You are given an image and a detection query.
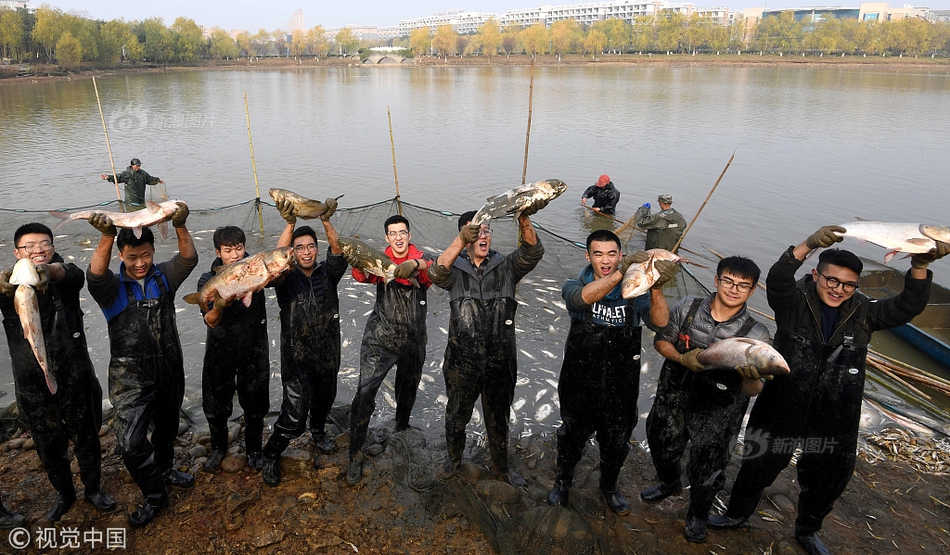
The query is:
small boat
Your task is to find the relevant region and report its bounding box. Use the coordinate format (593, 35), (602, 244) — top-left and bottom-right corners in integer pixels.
(859, 266), (950, 369)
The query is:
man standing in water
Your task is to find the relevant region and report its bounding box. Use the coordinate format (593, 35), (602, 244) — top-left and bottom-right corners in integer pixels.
(580, 174), (620, 215)
(346, 215), (433, 485)
(641, 256), (770, 543)
(0, 223), (116, 522)
(260, 197), (344, 487)
(635, 194), (687, 251)
(100, 158), (164, 210)
(709, 226), (947, 555)
(86, 203), (197, 528)
(547, 230), (673, 514)
(429, 208), (544, 487)
(194, 226), (270, 472)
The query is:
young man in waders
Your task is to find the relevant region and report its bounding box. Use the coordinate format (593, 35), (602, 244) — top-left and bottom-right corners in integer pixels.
(86, 204), (197, 528)
(641, 256), (770, 543)
(346, 215), (433, 485)
(260, 197), (344, 486)
(194, 226), (271, 472)
(709, 226), (948, 555)
(547, 230), (674, 514)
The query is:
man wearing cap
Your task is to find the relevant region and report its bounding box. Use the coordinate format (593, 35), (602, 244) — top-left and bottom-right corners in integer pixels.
(636, 194), (687, 251)
(581, 175), (620, 215)
(100, 158), (164, 210)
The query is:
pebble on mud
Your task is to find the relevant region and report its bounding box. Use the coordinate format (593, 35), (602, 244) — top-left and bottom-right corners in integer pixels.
(221, 454), (246, 473)
(22, 438), (34, 450)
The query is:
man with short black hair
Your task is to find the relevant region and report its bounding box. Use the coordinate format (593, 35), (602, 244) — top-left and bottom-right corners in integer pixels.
(260, 197), (344, 487)
(642, 256), (770, 543)
(1, 223), (116, 522)
(709, 226), (948, 555)
(194, 226), (270, 472)
(636, 194), (687, 251)
(100, 158), (164, 209)
(346, 215), (433, 485)
(580, 174), (620, 215)
(86, 202), (196, 528)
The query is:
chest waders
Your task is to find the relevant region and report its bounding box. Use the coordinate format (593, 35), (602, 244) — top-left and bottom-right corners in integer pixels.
(107, 276), (183, 505)
(554, 298), (642, 494)
(442, 266), (518, 476)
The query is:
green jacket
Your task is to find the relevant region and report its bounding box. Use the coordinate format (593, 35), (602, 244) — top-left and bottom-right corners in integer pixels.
(106, 166), (160, 208)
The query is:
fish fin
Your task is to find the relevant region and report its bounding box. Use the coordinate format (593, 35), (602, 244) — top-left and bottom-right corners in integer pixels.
(133, 226), (143, 239)
(883, 250), (898, 263)
(212, 291), (229, 310)
(146, 200), (162, 213)
(48, 210), (69, 221)
(182, 293), (200, 305)
(241, 293), (253, 308)
(46, 372), (58, 395)
(158, 221), (169, 240)
(907, 238), (933, 247)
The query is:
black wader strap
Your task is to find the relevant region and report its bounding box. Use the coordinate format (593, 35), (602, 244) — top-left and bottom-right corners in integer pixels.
(676, 297), (704, 352)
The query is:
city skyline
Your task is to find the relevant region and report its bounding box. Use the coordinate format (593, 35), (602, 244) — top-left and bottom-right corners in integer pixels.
(23, 1), (950, 31)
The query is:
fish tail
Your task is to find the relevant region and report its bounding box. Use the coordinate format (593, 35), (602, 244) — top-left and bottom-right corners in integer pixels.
(182, 293), (201, 305)
(45, 371), (57, 395)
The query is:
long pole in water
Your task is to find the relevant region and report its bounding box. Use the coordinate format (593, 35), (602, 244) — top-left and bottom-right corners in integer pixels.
(387, 106), (403, 216)
(244, 92), (264, 235)
(92, 77), (124, 211)
(521, 56), (536, 185)
(671, 148), (737, 253)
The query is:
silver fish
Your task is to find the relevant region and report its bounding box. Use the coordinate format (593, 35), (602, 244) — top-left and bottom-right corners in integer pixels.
(338, 237), (395, 282)
(622, 249), (696, 299)
(838, 221), (938, 263)
(182, 247), (295, 310)
(472, 179), (567, 224)
(49, 199), (185, 240)
(9, 259), (56, 394)
(696, 337), (790, 377)
(268, 188), (341, 220)
(919, 224), (950, 245)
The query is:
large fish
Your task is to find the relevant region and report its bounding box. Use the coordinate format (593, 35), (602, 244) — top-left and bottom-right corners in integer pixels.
(621, 249), (702, 299)
(696, 337), (790, 377)
(49, 199), (185, 240)
(9, 259), (56, 394)
(838, 221), (941, 263)
(338, 237), (395, 282)
(268, 189), (342, 220)
(919, 224), (950, 245)
(182, 247), (295, 310)
(471, 179), (567, 224)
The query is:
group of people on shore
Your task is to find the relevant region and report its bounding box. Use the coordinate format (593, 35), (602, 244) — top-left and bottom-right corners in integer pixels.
(1, 178), (946, 555)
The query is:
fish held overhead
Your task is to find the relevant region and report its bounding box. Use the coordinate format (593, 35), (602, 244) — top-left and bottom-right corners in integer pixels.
(49, 199), (186, 240)
(696, 337), (791, 377)
(183, 247), (296, 310)
(268, 188), (342, 220)
(338, 237), (396, 283)
(9, 259), (56, 394)
(837, 221), (947, 263)
(621, 249), (702, 299)
(471, 179), (567, 225)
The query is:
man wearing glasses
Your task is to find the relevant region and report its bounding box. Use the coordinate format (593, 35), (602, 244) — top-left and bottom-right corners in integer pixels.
(346, 215), (433, 485)
(428, 208), (545, 487)
(260, 197), (343, 486)
(0, 224), (117, 524)
(710, 226), (949, 555)
(640, 256), (770, 543)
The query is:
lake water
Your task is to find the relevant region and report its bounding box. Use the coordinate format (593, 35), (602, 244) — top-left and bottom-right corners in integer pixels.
(1, 65), (949, 441)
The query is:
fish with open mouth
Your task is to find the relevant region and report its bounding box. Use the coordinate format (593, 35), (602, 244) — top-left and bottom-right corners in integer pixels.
(472, 179), (567, 224)
(621, 249), (704, 299)
(9, 258), (56, 394)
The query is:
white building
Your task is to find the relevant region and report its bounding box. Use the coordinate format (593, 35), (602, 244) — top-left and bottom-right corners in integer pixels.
(398, 10), (500, 36)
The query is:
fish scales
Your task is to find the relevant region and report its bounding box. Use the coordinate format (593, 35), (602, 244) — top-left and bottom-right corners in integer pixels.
(338, 237), (395, 282)
(696, 337), (791, 376)
(49, 199), (185, 240)
(268, 188), (338, 220)
(471, 179), (567, 224)
(9, 259), (55, 394)
(183, 247), (294, 309)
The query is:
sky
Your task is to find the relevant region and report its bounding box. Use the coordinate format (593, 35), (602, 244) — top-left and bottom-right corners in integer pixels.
(35, 1), (950, 31)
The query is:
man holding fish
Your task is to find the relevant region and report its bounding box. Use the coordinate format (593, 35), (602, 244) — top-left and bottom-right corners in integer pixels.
(0, 223), (117, 522)
(710, 225), (948, 555)
(547, 230), (675, 515)
(641, 256), (772, 543)
(260, 194), (345, 487)
(86, 202), (197, 527)
(345, 215), (434, 485)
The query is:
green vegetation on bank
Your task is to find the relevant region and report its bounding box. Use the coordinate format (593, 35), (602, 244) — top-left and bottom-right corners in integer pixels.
(1, 5), (949, 71)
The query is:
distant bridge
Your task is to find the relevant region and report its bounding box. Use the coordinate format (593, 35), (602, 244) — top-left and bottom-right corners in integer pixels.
(362, 54), (407, 64)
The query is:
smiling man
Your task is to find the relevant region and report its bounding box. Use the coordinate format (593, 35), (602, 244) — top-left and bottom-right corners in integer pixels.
(547, 230), (673, 515)
(709, 226), (949, 555)
(0, 223), (116, 524)
(86, 203), (197, 528)
(641, 256), (770, 543)
(259, 197), (344, 487)
(345, 215), (433, 485)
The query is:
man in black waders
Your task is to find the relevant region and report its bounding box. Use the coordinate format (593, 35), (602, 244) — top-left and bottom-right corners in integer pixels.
(99, 158), (164, 210)
(641, 256), (770, 543)
(547, 230), (674, 514)
(346, 215), (433, 485)
(86, 203), (196, 528)
(0, 223), (117, 523)
(194, 226), (271, 472)
(260, 197), (343, 486)
(429, 208), (545, 487)
(709, 225), (948, 555)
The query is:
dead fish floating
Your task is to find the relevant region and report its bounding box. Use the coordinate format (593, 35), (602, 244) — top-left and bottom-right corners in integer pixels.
(268, 188), (342, 220)
(9, 259), (56, 394)
(696, 337), (791, 377)
(49, 199), (186, 240)
(621, 249), (704, 299)
(183, 247), (295, 310)
(338, 237), (396, 283)
(471, 179), (567, 225)
(838, 221), (950, 263)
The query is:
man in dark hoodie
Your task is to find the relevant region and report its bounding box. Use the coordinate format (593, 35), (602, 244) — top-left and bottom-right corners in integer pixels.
(581, 174), (620, 215)
(100, 158), (164, 209)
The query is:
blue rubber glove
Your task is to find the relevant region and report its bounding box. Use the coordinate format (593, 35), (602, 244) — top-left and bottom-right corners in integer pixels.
(641, 203), (651, 209)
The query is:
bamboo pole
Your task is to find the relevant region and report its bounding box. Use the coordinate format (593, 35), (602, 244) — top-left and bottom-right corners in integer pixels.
(869, 348), (950, 389)
(867, 358), (934, 401)
(92, 77), (123, 212)
(243, 92), (264, 235)
(387, 106), (402, 216)
(671, 148), (737, 253)
(521, 56), (535, 185)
